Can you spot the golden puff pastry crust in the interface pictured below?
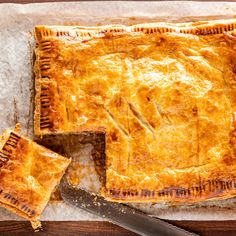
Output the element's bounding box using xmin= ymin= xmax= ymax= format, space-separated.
xmin=34 ymin=19 xmax=236 ymax=202
xmin=0 ymin=129 xmax=71 ymax=225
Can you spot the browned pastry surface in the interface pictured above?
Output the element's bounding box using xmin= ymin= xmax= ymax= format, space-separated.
xmin=34 ymin=19 xmax=236 ymax=202
xmin=0 ymin=129 xmax=71 ymax=226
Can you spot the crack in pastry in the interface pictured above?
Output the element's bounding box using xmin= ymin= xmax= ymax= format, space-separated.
xmin=34 ymin=19 xmax=236 ymax=202
xmin=155 ymin=102 xmax=172 ymax=124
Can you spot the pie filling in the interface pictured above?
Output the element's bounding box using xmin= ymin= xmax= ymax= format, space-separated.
xmin=34 ymin=19 xmax=236 ymax=202
xmin=0 ymin=129 xmax=71 ymax=225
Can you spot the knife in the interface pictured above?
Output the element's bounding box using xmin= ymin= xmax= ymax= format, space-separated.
xmin=60 ymin=177 xmax=198 ymax=236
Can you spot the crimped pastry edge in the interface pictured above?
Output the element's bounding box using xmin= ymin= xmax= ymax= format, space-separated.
xmin=34 ymin=19 xmax=236 ymax=43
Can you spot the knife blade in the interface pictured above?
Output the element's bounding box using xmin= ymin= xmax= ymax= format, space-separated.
xmin=60 ymin=177 xmax=198 ymax=236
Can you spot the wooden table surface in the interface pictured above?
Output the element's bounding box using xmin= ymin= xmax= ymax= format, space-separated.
xmin=1 ymin=0 xmax=236 ymax=235
xmin=1 ymin=220 xmax=236 ymax=236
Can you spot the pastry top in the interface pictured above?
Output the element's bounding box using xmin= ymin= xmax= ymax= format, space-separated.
xmin=0 ymin=129 xmax=71 ymax=222
xmin=34 ymin=19 xmax=236 ymax=202
xmin=34 ymin=19 xmax=236 ymax=134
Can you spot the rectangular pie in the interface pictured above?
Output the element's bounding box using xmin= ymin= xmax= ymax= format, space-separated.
xmin=34 ymin=19 xmax=236 ymax=202
xmin=0 ymin=128 xmax=71 ymax=227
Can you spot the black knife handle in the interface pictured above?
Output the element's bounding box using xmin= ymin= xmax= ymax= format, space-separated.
xmin=60 ymin=178 xmax=198 ymax=236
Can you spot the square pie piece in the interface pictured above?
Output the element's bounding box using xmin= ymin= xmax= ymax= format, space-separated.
xmin=0 ymin=129 xmax=71 ymax=225
xmin=35 ymin=19 xmax=236 ymax=202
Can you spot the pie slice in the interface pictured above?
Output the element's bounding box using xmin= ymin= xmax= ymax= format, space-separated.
xmin=34 ymin=19 xmax=236 ymax=202
xmin=0 ymin=128 xmax=71 ymax=227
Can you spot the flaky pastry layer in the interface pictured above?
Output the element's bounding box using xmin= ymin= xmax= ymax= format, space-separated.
xmin=0 ymin=129 xmax=71 ymax=224
xmin=34 ymin=19 xmax=236 ymax=202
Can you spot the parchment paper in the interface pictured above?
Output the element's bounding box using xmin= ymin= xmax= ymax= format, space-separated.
xmin=1 ymin=1 xmax=236 ymax=221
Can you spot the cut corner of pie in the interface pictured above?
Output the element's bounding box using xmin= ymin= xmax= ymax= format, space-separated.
xmin=0 ymin=127 xmax=71 ymax=228
xmin=34 ymin=19 xmax=236 ymax=203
